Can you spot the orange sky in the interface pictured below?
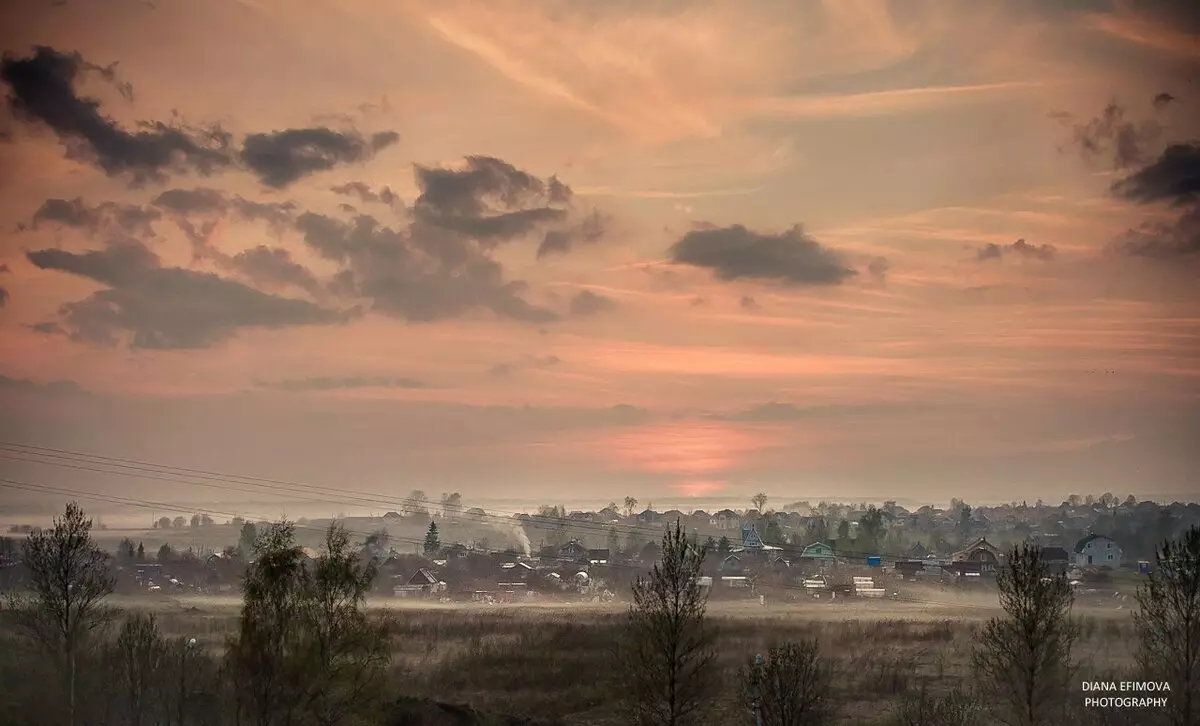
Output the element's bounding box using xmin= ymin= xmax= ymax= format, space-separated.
xmin=0 ymin=0 xmax=1197 ymax=510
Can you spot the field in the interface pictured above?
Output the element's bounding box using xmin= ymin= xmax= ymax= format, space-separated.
xmin=121 ymin=591 xmax=1141 ymax=725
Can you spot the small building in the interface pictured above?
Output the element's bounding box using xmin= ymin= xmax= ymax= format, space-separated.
xmin=1074 ymin=534 xmax=1123 ymax=568
xmin=952 ymin=537 xmax=1001 ymax=573
xmin=719 ymin=554 xmax=744 ymax=574
xmin=798 ymin=541 xmax=836 ymax=564
xmin=587 ymin=548 xmax=610 ymax=565
xmin=393 ymin=567 xmax=446 ymax=598
xmin=636 ymin=509 xmax=663 ymax=524
xmin=1041 ymin=546 xmax=1070 ymax=575
xmin=557 ymin=539 xmax=588 ymax=562
xmin=710 ymin=509 xmax=740 ymax=531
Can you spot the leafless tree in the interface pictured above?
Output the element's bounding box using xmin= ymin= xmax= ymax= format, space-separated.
xmin=1135 ymin=525 xmax=1200 ymax=726
xmin=972 ymin=544 xmax=1078 ymax=726
xmin=752 ymin=492 xmax=769 ymax=514
xmin=741 ymin=639 xmax=834 ymax=725
xmin=624 ymin=496 xmax=639 ymax=517
xmin=616 ymin=519 xmax=718 ymax=725
xmin=7 ymin=502 xmax=115 ymax=726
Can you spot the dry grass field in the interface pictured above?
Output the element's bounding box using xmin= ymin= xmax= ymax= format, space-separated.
xmin=119 ymin=592 xmax=1141 ymax=725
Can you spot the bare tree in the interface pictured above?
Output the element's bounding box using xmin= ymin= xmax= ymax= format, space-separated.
xmin=752 ymin=492 xmax=769 ymax=514
xmin=616 ymin=519 xmax=718 ymax=725
xmin=741 ymin=639 xmax=834 ymax=725
xmin=972 ymin=544 xmax=1078 ymax=726
xmin=1134 ymin=525 xmax=1200 ymax=726
xmin=7 ymin=502 xmax=115 ymax=726
xmin=624 ymin=496 xmax=639 ymax=517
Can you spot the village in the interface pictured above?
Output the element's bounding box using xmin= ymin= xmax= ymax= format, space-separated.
xmin=31 ymin=495 xmax=1164 ymax=611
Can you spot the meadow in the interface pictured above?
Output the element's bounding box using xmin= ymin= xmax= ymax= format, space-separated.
xmin=120 ymin=593 xmax=1141 ymax=725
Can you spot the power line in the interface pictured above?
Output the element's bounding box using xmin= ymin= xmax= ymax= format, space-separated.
xmin=0 ymin=440 xmax=922 ymax=561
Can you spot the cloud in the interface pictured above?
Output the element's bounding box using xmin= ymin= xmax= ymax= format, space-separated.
xmin=255 ymin=376 xmax=426 ymax=391
xmin=867 ymin=256 xmax=890 ymax=282
xmin=976 ymin=238 xmax=1057 ymax=262
xmin=707 ymin=401 xmax=927 ymax=422
xmin=668 ymin=224 xmax=857 ymax=286
xmin=1059 ymin=102 xmax=1161 ymax=170
xmin=294 ymin=210 xmax=558 ymax=324
xmin=739 ymin=295 xmax=759 ymax=311
xmin=412 ymin=155 xmax=577 ymax=244
xmin=150 ymin=187 xmax=296 ymax=258
xmin=568 ymin=289 xmax=615 ymax=316
xmin=489 ymin=353 xmax=561 ymax=377
xmin=26 ymin=197 xmax=160 ymax=237
xmin=223 ymin=246 xmax=321 ymax=294
xmin=240 ymin=128 xmax=399 ymax=189
xmin=0 ymin=373 xmax=85 ymax=396
xmin=0 ymin=46 xmax=233 ymax=185
xmin=536 ymin=210 xmax=606 ymax=258
xmin=1110 ymin=143 xmax=1200 ymax=259
xmin=26 ymin=239 xmax=349 ymax=349
xmin=1152 ymin=92 xmax=1177 ymax=108
xmin=331 ymin=181 xmax=402 ymax=208
xmin=1111 ymin=143 xmax=1200 ymax=207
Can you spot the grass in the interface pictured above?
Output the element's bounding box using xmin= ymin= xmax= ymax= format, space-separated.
xmin=117 ymin=594 xmax=1141 ymax=725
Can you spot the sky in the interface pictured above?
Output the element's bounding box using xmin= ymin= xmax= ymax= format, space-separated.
xmin=0 ymin=0 xmax=1197 ymax=514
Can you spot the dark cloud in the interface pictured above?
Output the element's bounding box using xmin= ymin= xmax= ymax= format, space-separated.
xmin=150 ymin=187 xmax=295 ymax=259
xmin=976 ymin=238 xmax=1056 ymax=262
xmin=536 ymin=210 xmax=606 ymax=258
xmin=1111 ymin=143 xmax=1200 ymax=207
xmin=255 ymin=376 xmax=425 ymax=391
xmin=412 ymin=156 xmax=576 ymax=243
xmin=489 ymin=362 xmax=513 ymax=377
xmin=739 ymin=295 xmax=759 ymax=310
xmin=1060 ymin=102 xmax=1161 ymax=170
xmin=568 ymin=289 xmax=615 ymax=316
xmin=27 ymin=321 xmax=62 ymax=335
xmin=26 ymin=239 xmax=348 ymax=349
xmin=0 ymin=46 xmax=233 ymax=185
xmin=223 ymin=246 xmax=321 ymax=294
xmin=689 ymin=296 xmax=707 ymax=307
xmin=294 ymin=210 xmax=558 ymax=324
xmin=240 ymin=128 xmax=399 ymax=189
xmin=0 ymin=264 xmax=9 ymax=273
xmin=1153 ymin=92 xmax=1177 ymax=108
xmin=0 ymin=286 xmax=7 ymax=307
xmin=668 ymin=224 xmax=857 ymax=286
xmin=1110 ymin=143 xmax=1200 ymax=259
xmin=27 ymin=197 xmax=161 ymax=237
xmin=0 ymin=374 xmax=84 ymax=396
xmin=331 ymin=181 xmax=402 ymax=208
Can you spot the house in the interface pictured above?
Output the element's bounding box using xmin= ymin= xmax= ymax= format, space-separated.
xmin=799 ymin=541 xmax=835 ymax=562
xmin=443 ymin=543 xmax=470 ymax=560
xmin=1074 ymin=534 xmax=1123 ymax=568
xmin=587 ymin=548 xmax=610 ymax=565
xmin=907 ymin=542 xmax=930 ymax=559
xmin=567 ymin=511 xmax=595 ymax=522
xmin=464 ymin=507 xmax=488 ymax=520
xmin=690 ymin=509 xmax=710 ymax=521
xmin=394 ymin=567 xmax=446 ymax=598
xmin=382 ymin=511 xmax=402 ymax=521
xmin=719 ymin=554 xmax=744 ymax=573
xmin=710 ymin=509 xmax=740 ymax=531
xmin=1041 ymin=546 xmax=1070 ymax=575
xmin=952 ymin=537 xmax=1001 ymax=572
xmin=557 ymin=539 xmax=588 ymax=562
xmin=739 ymin=524 xmax=782 ymax=553
xmin=596 ymin=508 xmax=623 ymax=523
xmin=499 ymin=561 xmax=535 ymax=581
xmin=895 ymin=560 xmax=925 ymax=578
xmin=662 ymin=509 xmax=686 ymax=523
xmin=636 ymin=509 xmax=663 ymax=524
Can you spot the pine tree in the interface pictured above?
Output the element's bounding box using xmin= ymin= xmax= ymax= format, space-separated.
xmin=423 ymin=521 xmax=440 ymax=555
